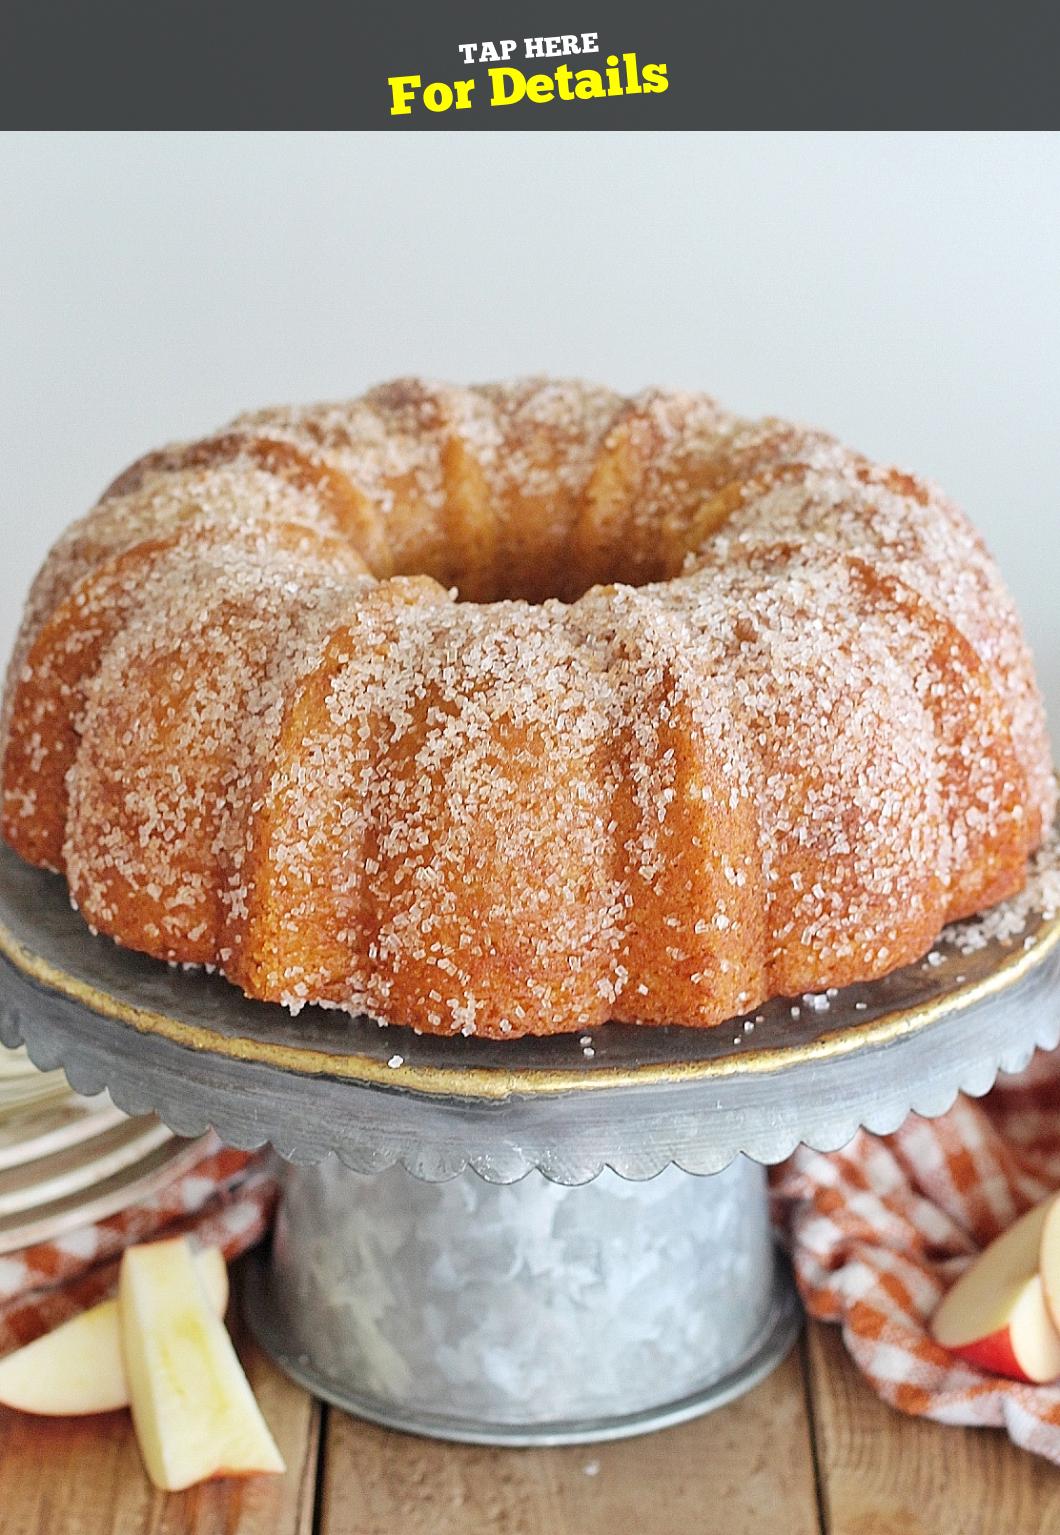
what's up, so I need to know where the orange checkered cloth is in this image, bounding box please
[772,1049,1060,1464]
[0,1135,276,1354]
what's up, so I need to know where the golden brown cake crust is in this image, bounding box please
[1,380,1054,1038]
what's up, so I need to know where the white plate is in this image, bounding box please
[0,1116,173,1217]
[0,1133,210,1254]
[0,1092,127,1172]
[0,1044,47,1080]
[0,1063,72,1111]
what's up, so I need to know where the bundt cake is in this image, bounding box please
[1,380,1053,1039]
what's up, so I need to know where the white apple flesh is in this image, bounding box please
[120,1235,284,1490]
[932,1196,1060,1383]
[0,1246,228,1416]
[1036,1194,1060,1337]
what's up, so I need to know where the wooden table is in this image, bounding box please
[2,1288,1057,1535]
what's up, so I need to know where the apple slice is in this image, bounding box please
[120,1235,284,1490]
[0,1246,228,1416]
[932,1196,1060,1382]
[1036,1195,1060,1336]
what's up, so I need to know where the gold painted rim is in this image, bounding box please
[1,903,1059,1101]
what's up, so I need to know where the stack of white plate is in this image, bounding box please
[0,1044,71,1111]
[0,1043,207,1255]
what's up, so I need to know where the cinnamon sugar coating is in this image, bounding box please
[1,380,1053,1038]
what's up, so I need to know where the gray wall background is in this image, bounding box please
[2,131,1057,740]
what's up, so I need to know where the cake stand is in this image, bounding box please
[0,839,1058,1446]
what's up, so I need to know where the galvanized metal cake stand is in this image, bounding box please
[0,840,1058,1446]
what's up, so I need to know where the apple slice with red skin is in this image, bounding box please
[1036,1196,1060,1340]
[932,1196,1060,1383]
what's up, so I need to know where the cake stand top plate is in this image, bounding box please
[0,839,1058,1184]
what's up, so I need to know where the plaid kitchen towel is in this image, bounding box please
[772,1049,1060,1464]
[0,1135,276,1353]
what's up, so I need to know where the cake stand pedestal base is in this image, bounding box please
[244,1156,801,1445]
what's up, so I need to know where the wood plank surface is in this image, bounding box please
[315,1346,820,1535]
[0,1324,320,1535]
[805,1321,1060,1535]
[5,1308,1060,1532]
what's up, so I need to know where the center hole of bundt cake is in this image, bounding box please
[440,530,674,606]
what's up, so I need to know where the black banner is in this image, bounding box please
[3,0,1059,129]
